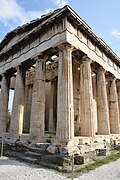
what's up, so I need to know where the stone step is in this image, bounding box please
[21,152,60,165]
[28,146,47,153]
[5,150,38,164]
[35,143,51,148]
[6,149,85,166]
[28,143,51,153]
[20,156,38,163]
[24,151,65,166]
[25,151,42,158]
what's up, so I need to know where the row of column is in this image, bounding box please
[56,45,120,138]
[0,45,120,140]
[80,58,120,136]
[0,66,26,134]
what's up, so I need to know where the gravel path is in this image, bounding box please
[75,158,120,180]
[0,157,120,180]
[0,157,67,180]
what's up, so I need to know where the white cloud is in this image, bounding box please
[111,29,120,38]
[0,0,53,29]
[27,8,53,21]
[51,0,68,8]
[0,0,68,41]
[0,0,68,28]
[108,41,112,45]
[0,0,27,25]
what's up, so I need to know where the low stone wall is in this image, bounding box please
[0,133,120,167]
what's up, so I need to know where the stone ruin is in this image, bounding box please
[0,5,120,167]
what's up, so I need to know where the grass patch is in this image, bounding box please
[45,131,56,137]
[75,150,120,176]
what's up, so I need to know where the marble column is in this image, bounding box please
[109,77,120,134]
[23,84,33,133]
[45,82,51,131]
[30,58,46,141]
[117,83,120,132]
[117,82,120,122]
[0,74,10,133]
[49,78,57,132]
[96,67,110,135]
[56,45,74,139]
[72,59,81,134]
[92,74,98,134]
[10,66,26,134]
[80,56,94,137]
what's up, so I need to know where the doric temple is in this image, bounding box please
[0,5,120,162]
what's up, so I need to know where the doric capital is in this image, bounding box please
[1,72,6,77]
[33,54,49,62]
[34,56,40,61]
[58,43,74,52]
[14,65,21,71]
[116,80,120,87]
[82,55,92,63]
[97,67,106,74]
[2,71,11,79]
[106,74,116,81]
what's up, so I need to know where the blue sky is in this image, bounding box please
[0,0,120,57]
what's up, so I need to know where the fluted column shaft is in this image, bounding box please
[96,68,110,135]
[0,74,10,133]
[10,66,26,134]
[30,58,46,141]
[109,77,120,134]
[56,45,74,139]
[118,84,120,115]
[80,56,94,136]
[117,85,120,129]
[23,84,33,133]
[49,79,57,132]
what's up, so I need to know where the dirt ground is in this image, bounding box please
[0,157,120,180]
